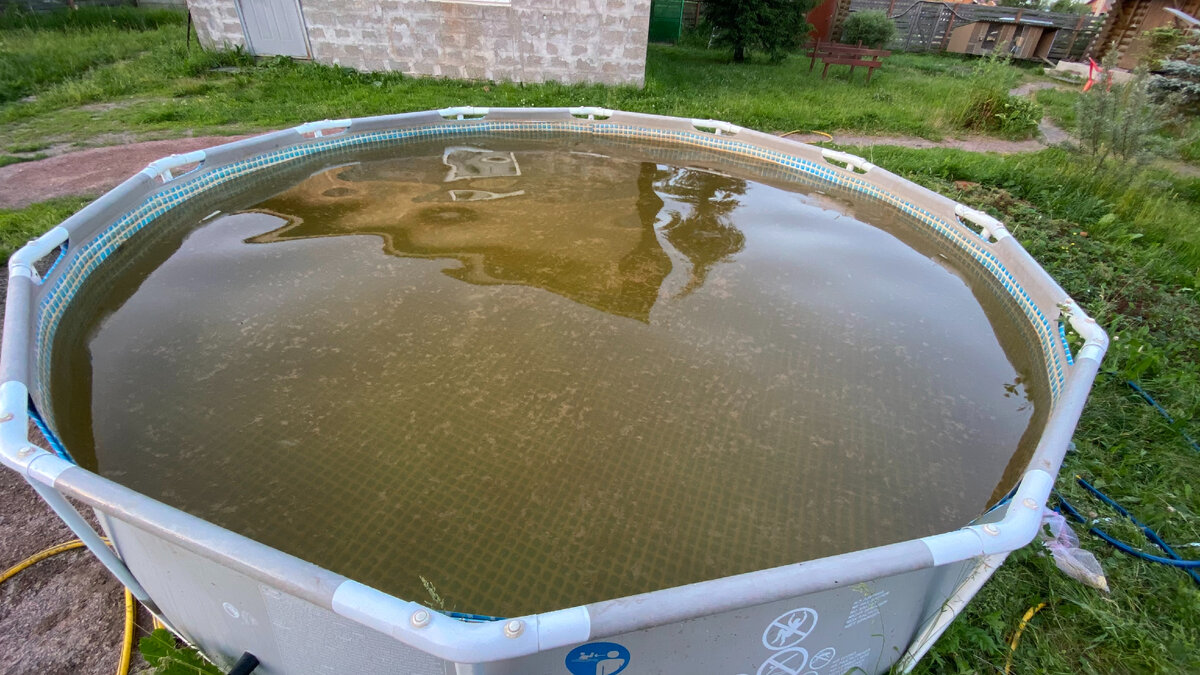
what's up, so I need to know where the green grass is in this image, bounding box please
[1,12,1017,148]
[848,146,1200,274]
[0,197,90,261]
[881,168,1200,674]
[0,7,187,104]
[1036,87,1080,131]
[0,153,45,168]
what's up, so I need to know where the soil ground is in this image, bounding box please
[0,136,251,210]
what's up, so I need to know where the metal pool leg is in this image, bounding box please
[895,553,1009,672]
[26,477,158,612]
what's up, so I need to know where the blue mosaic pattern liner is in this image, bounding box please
[32,120,1069,436]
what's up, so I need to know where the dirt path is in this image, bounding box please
[782,130,1058,153]
[0,135,251,210]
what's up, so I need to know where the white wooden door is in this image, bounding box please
[237,0,310,58]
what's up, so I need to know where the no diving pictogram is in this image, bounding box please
[762,608,819,651]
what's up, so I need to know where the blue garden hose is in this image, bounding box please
[1056,481,1200,584]
[1122,379,1200,453]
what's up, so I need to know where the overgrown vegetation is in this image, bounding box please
[0,6,186,104]
[856,146,1200,271]
[956,51,1043,138]
[839,10,897,48]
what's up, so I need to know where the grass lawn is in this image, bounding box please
[2,7,1198,675]
[0,6,1038,153]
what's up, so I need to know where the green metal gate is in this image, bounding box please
[648,0,685,43]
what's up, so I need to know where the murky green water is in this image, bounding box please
[51,135,1047,617]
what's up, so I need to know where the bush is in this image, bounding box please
[839,11,896,48]
[955,52,1042,138]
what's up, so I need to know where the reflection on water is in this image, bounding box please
[246,149,746,322]
[50,140,1047,617]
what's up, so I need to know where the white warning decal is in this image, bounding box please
[843,590,889,628]
[762,608,819,650]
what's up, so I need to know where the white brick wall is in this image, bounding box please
[185,0,650,86]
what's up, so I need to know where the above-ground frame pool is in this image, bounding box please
[1,109,1107,675]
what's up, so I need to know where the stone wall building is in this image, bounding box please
[185,0,652,86]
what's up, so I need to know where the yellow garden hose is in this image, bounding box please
[118,587,135,675]
[0,539,88,582]
[1,538,137,675]
[781,129,835,142]
[1003,602,1048,674]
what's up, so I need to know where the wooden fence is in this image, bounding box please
[844,0,1103,61]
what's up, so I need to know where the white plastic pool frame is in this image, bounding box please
[0,108,1107,675]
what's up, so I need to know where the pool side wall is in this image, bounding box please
[0,108,1108,675]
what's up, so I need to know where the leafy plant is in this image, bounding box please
[138,628,222,675]
[839,10,896,49]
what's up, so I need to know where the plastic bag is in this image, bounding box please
[1039,508,1109,592]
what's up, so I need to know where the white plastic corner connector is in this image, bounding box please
[293,119,353,138]
[0,381,30,462]
[690,119,741,135]
[921,469,1054,565]
[9,227,68,281]
[140,150,207,183]
[568,106,614,120]
[1059,299,1109,363]
[820,148,875,174]
[438,106,489,120]
[332,580,590,663]
[954,203,1010,242]
[0,381,69,484]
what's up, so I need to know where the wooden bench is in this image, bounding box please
[806,40,892,83]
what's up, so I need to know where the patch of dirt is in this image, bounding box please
[781,131,1049,154]
[1039,118,1071,146]
[0,135,252,209]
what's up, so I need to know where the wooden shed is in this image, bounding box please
[946,17,1061,60]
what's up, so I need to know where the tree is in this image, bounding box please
[705,0,818,63]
